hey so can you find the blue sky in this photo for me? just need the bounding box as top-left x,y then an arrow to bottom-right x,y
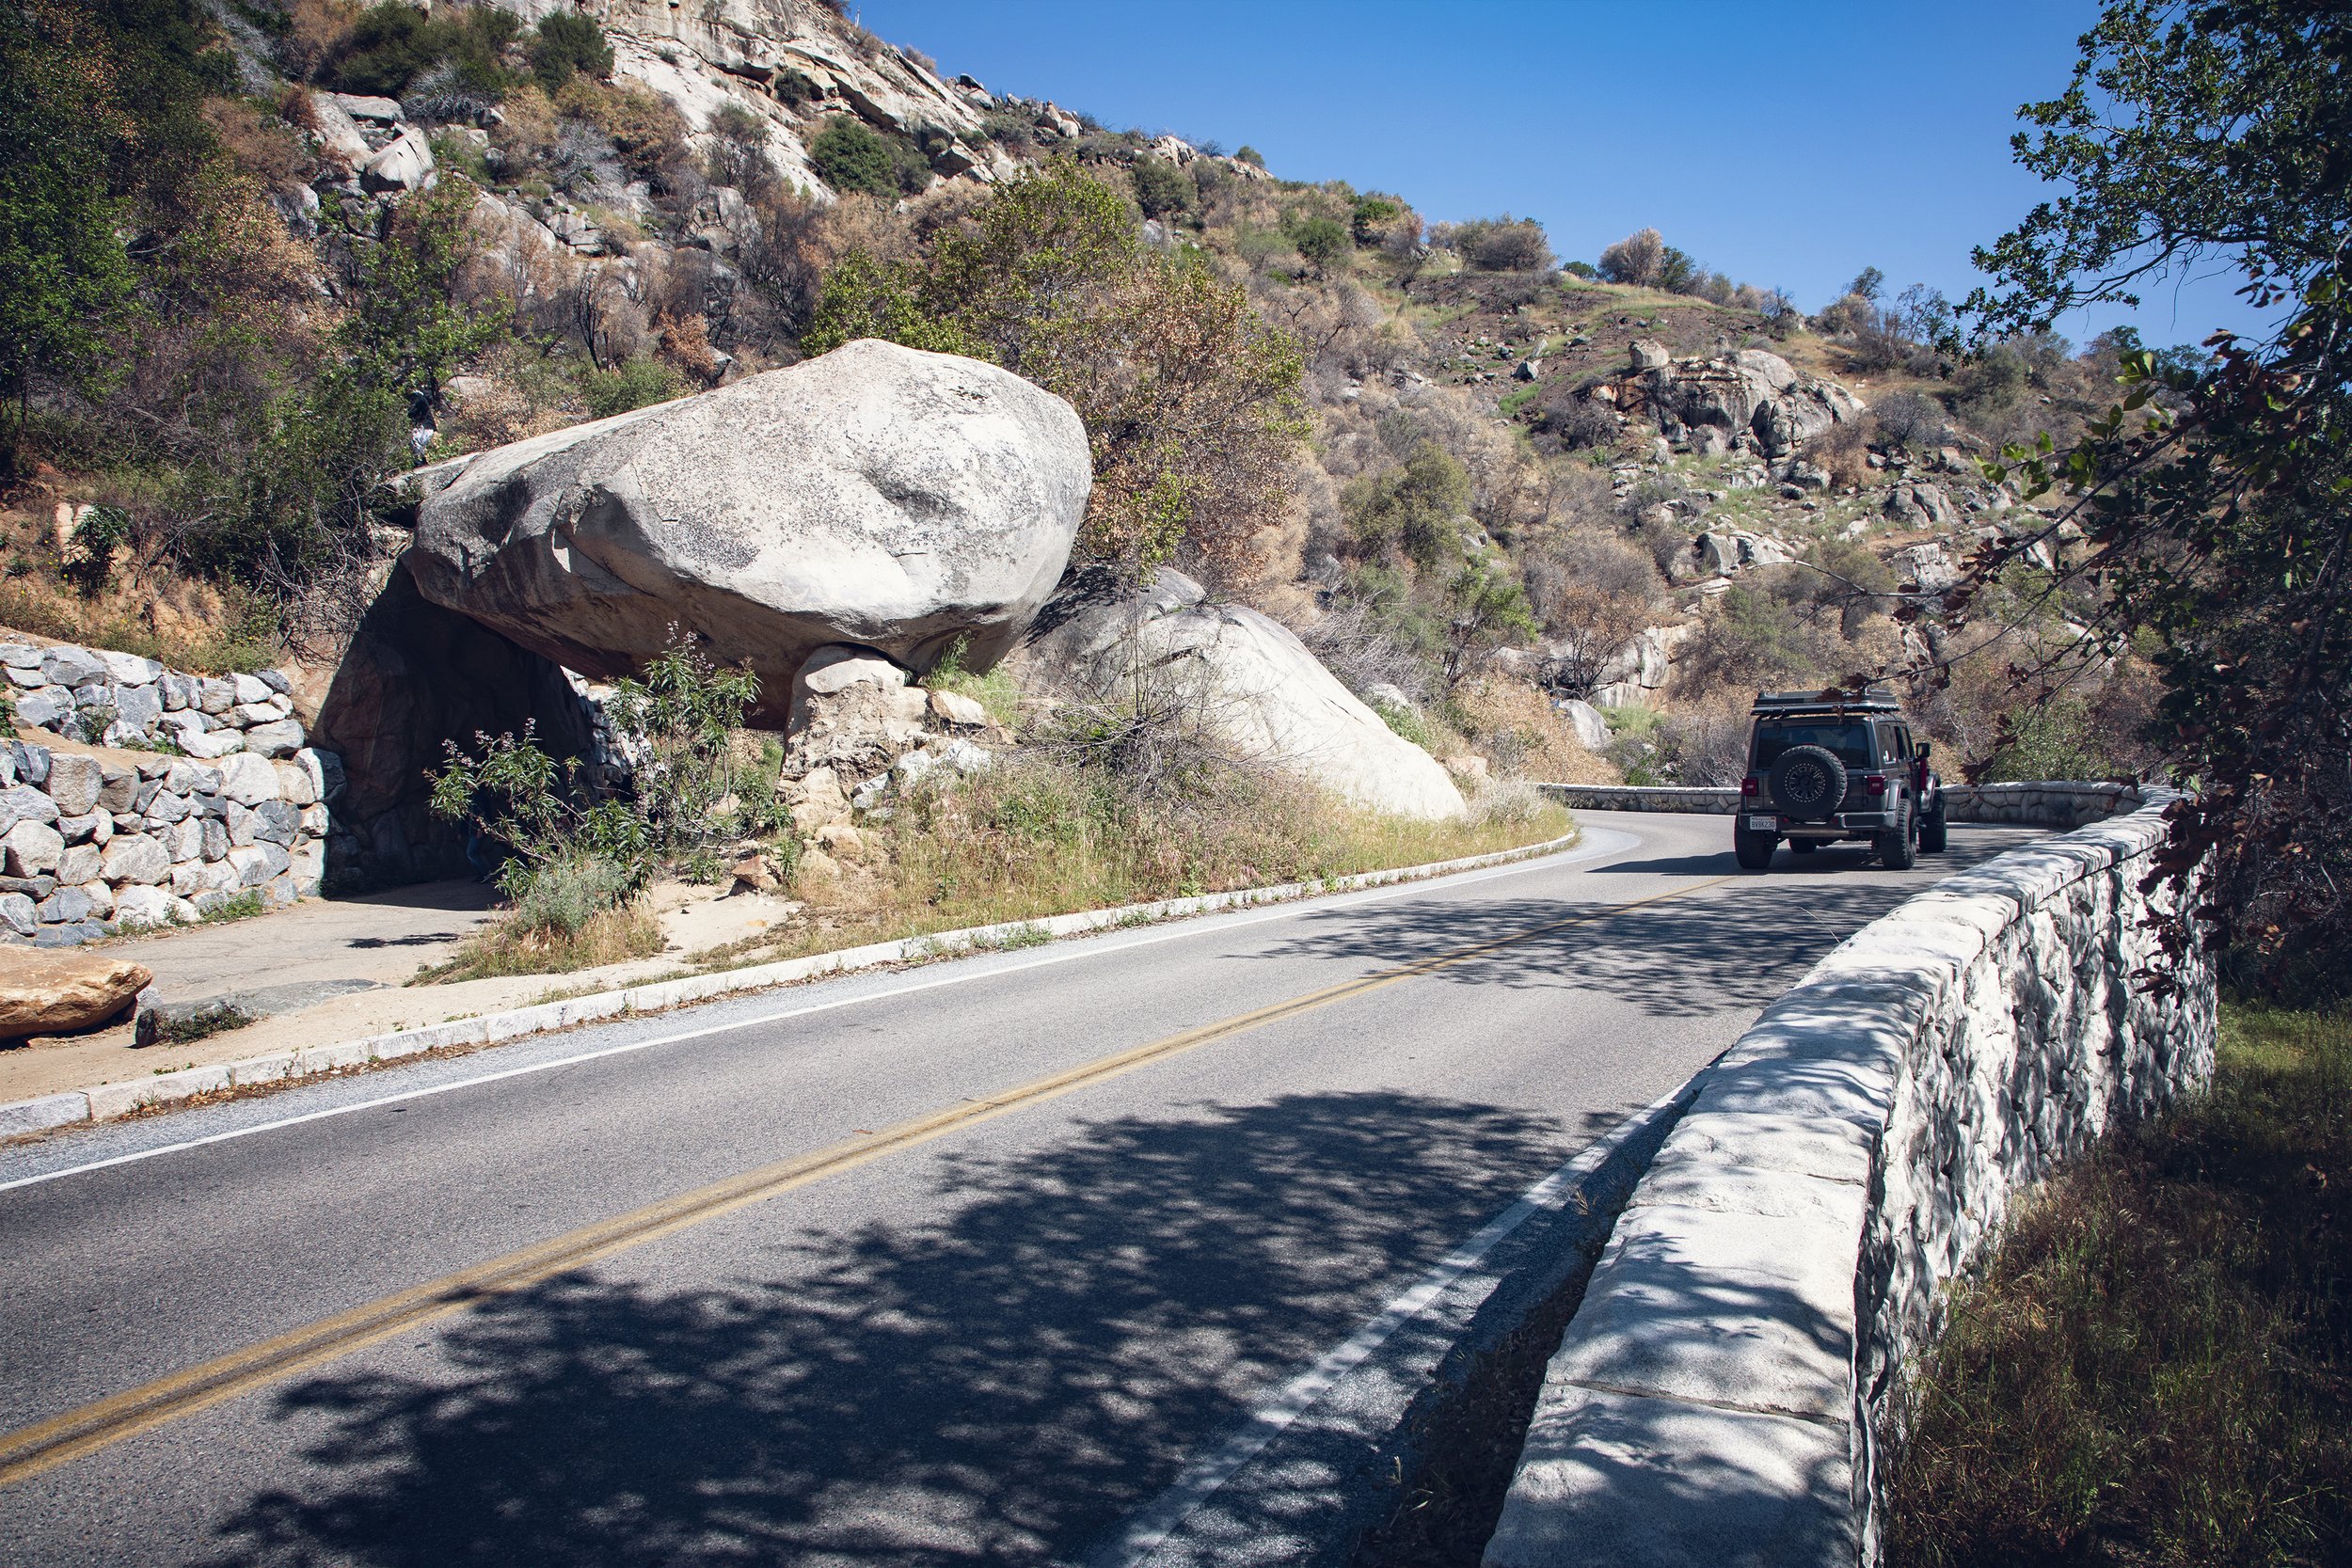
856,0 -> 2265,351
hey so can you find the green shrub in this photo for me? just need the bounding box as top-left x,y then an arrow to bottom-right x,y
1350,193 -> 1407,245
580,355 -> 686,418
1288,214 -> 1351,275
1979,698 -> 2115,784
602,634 -> 769,876
509,855 -> 635,936
530,12 -> 612,93
1373,699 -> 1438,752
1342,441 -> 1471,568
803,162 -> 1306,573
332,2 -> 519,98
809,117 -> 927,197
201,889 -> 265,925
61,504 -> 131,594
1131,157 -> 1192,219
1232,227 -> 1295,270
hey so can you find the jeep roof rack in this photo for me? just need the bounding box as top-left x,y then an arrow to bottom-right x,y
1751,686 -> 1901,716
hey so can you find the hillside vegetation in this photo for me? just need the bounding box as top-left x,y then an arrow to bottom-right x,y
18,0 -> 2329,1005
0,0 -> 2169,801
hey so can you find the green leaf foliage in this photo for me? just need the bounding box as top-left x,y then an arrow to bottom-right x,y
1130,157 -> 1193,219
1952,0 -> 2352,1001
1341,442 -> 1472,570
0,3 -> 142,444
809,117 -> 929,198
431,630 -> 767,895
1970,0 -> 2351,333
333,1 -> 523,99
529,11 -> 611,94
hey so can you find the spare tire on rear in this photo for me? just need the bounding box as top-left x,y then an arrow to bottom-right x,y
1768,744 -> 1849,821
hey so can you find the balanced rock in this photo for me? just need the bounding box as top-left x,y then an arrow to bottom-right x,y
407,340 -> 1091,722
0,948 -> 152,1039
1024,569 -> 1466,821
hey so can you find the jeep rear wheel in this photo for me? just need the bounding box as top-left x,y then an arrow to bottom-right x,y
1877,808 -> 1917,870
1734,824 -> 1777,870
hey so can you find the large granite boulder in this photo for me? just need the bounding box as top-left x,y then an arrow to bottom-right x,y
1024,570 -> 1466,821
406,340 -> 1090,722
1627,348 -> 1865,456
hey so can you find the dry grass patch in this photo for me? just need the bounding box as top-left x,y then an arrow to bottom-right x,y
1447,676 -> 1615,784
417,901 -> 665,984
688,760 -> 1574,972
1883,1005 -> 2352,1567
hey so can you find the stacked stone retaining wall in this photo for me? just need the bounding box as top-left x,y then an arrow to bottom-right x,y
0,638 -> 341,945
1486,792 -> 2213,1566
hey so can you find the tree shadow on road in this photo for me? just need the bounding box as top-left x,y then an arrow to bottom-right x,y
202,1091 -> 1610,1568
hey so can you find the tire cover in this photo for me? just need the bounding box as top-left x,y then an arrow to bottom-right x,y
1768,744 -> 1849,821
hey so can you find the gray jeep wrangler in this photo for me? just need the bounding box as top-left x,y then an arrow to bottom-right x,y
1733,688 -> 1946,871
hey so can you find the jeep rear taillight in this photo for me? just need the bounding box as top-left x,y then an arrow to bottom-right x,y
1741,777 -> 1759,796
1867,776 -> 1887,796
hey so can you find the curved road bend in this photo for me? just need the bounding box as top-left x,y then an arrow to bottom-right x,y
0,811 -> 2038,1567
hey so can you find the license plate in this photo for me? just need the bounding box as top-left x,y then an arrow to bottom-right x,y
1747,815 -> 1776,832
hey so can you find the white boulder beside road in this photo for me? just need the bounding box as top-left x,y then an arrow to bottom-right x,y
406,340 -> 1093,723
1025,570 -> 1467,821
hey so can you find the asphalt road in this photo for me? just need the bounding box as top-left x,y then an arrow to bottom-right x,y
0,811 -> 2037,1567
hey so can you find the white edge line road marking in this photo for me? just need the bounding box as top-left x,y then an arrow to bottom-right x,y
2,829 -> 1653,1196
1092,1075 -> 1704,1568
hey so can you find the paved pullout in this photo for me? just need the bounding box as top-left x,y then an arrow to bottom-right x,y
0,813 -> 2035,1567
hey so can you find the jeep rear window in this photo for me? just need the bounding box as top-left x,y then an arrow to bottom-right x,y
1754,722 -> 1874,768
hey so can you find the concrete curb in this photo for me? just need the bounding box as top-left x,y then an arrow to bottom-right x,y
1481,790 -> 2212,1567
0,828 -> 1584,1136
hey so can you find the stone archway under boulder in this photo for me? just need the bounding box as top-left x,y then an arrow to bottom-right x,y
303,563 -> 605,889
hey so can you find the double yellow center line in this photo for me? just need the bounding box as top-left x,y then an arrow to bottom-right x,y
0,875 -> 1729,1487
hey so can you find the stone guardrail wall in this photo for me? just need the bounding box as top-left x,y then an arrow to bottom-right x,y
1543,780 -> 2148,828
1486,792 -> 2213,1566
1,639 -> 342,946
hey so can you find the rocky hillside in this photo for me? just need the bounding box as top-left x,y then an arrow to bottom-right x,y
0,0 -> 2162,895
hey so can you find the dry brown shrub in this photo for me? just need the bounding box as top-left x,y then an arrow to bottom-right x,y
203,98 -> 307,187
1523,530 -> 1664,698
555,77 -> 690,184
658,312 -> 723,384
1450,676 -> 1614,784
421,901 -> 665,982
282,0 -> 357,81
1811,420 -> 1874,489
490,84 -> 560,167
